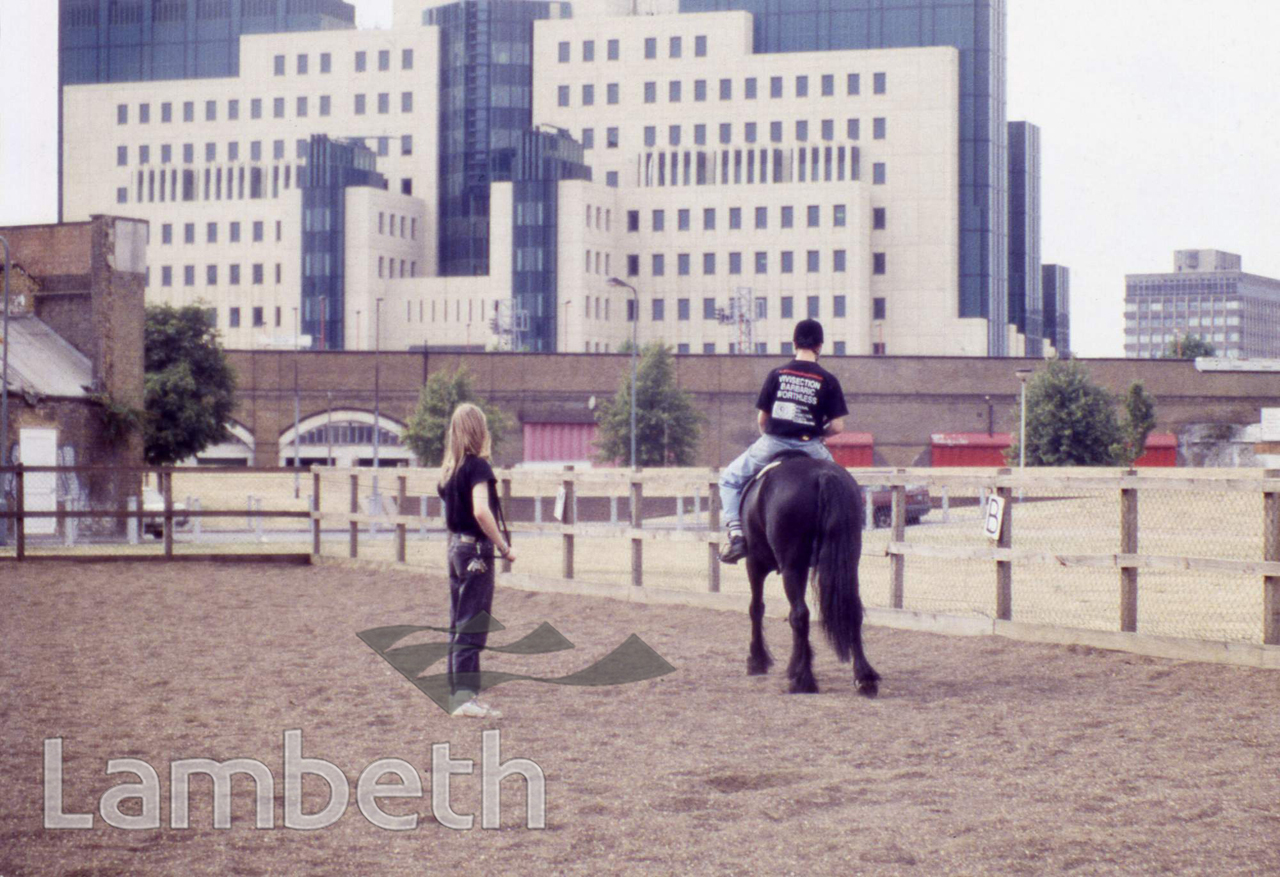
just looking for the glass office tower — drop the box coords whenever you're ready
[426,0,568,279]
[1042,264,1070,357]
[1008,121,1041,357]
[679,0,1009,355]
[299,136,387,351]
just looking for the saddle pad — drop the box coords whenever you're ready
[742,459,786,499]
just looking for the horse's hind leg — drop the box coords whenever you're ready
[782,565,817,694]
[848,586,881,698]
[745,558,773,675]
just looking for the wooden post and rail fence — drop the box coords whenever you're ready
[3,464,1279,655]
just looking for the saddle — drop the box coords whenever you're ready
[741,450,811,505]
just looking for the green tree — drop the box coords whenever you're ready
[143,304,236,465]
[595,342,704,466]
[1007,360,1158,467]
[402,367,513,465]
[1161,333,1216,359]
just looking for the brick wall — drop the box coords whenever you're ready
[224,351,1280,468]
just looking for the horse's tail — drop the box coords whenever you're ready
[814,468,863,663]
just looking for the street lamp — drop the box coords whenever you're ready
[292,306,301,498]
[607,277,639,470]
[373,297,383,506]
[1,235,10,546]
[1015,368,1033,470]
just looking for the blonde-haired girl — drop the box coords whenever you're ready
[436,403,515,719]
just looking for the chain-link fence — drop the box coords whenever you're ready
[5,465,1278,648]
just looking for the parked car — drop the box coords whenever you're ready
[141,488,189,538]
[864,482,931,528]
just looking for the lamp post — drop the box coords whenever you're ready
[1,235,9,545]
[326,391,333,467]
[374,297,383,474]
[292,306,301,498]
[608,278,638,470]
[1015,368,1033,471]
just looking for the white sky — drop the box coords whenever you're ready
[2,0,1277,358]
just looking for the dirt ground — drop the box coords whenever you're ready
[2,561,1278,876]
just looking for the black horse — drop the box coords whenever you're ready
[739,453,880,696]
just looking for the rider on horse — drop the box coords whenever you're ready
[718,319,848,564]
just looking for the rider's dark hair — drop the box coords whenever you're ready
[793,319,824,351]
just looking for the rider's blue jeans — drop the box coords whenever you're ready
[719,433,834,532]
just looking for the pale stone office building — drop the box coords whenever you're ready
[62,0,1019,357]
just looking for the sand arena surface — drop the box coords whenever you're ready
[2,561,1279,875]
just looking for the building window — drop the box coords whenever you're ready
[184,222,195,244]
[703,298,716,320]
[183,265,195,286]
[694,124,706,145]
[796,75,808,97]
[229,307,241,328]
[378,93,390,114]
[229,222,239,243]
[320,95,331,116]
[229,264,240,285]
[669,125,681,146]
[694,80,707,102]
[755,206,767,229]
[205,99,217,121]
[116,187,127,204]
[117,145,128,166]
[606,171,618,187]
[139,145,150,164]
[873,207,887,230]
[355,94,366,115]
[253,221,264,242]
[704,343,716,354]
[873,163,886,184]
[670,36,681,58]
[644,126,656,147]
[796,120,808,141]
[582,83,594,105]
[206,222,217,243]
[778,206,792,228]
[873,117,886,139]
[770,76,782,98]
[161,144,171,163]
[644,37,657,59]
[249,99,261,119]
[183,143,194,163]
[297,53,308,75]
[729,252,742,274]
[718,123,731,145]
[807,205,819,228]
[607,83,619,104]
[745,123,757,143]
[834,295,847,317]
[206,264,218,285]
[162,102,173,123]
[821,73,834,97]
[607,39,619,60]
[695,35,707,57]
[378,50,390,71]
[821,119,834,141]
[770,121,782,143]
[650,298,665,321]
[873,298,886,320]
[161,266,172,286]
[583,40,594,62]
[729,207,741,229]
[652,254,665,276]
[320,52,331,73]
[274,54,285,76]
[607,127,619,148]
[183,101,194,122]
[719,78,731,100]
[745,77,757,99]
[252,264,264,284]
[755,251,767,274]
[807,295,819,317]
[833,250,847,273]
[678,253,690,275]
[807,251,820,273]
[649,209,662,231]
[677,209,690,230]
[627,254,639,277]
[297,96,308,117]
[833,342,846,356]
[355,51,366,72]
[703,208,715,230]
[558,41,570,62]
[273,97,284,118]
[848,73,860,95]
[873,72,886,94]
[703,253,715,275]
[847,118,860,140]
[781,296,793,319]
[780,251,793,274]
[401,91,413,112]
[582,128,594,149]
[139,103,149,124]
[644,81,656,103]
[873,252,886,275]
[402,48,413,70]
[253,307,265,327]
[755,298,767,320]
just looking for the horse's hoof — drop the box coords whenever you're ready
[788,678,819,694]
[747,655,773,675]
[857,679,879,698]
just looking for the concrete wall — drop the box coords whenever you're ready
[224,350,1280,468]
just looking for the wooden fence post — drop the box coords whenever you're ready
[890,470,906,609]
[1120,470,1139,633]
[995,468,1013,621]
[562,466,575,580]
[162,469,174,559]
[349,472,359,559]
[312,470,321,556]
[631,477,643,588]
[501,474,513,573]
[396,475,407,563]
[708,470,720,593]
[1264,471,1280,645]
[15,464,24,561]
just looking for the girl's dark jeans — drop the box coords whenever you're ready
[446,534,496,700]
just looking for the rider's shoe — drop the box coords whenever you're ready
[719,534,747,564]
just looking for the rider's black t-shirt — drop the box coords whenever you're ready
[437,454,499,538]
[756,359,849,439]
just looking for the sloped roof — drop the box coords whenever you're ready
[1,315,93,399]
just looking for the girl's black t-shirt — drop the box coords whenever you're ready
[437,455,499,538]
